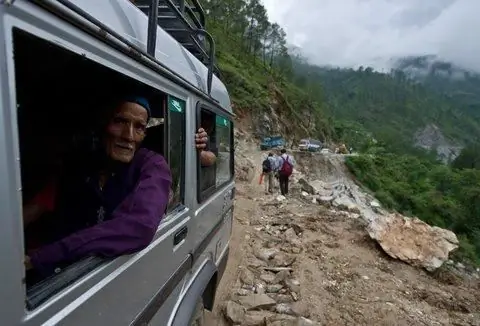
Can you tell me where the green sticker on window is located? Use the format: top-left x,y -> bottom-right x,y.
168,95 -> 185,113
216,115 -> 229,127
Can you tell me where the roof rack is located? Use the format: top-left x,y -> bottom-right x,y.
136,0 -> 217,95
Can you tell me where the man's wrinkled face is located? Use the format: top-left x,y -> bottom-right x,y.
104,101 -> 148,163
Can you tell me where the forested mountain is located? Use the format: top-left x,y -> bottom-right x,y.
203,0 -> 480,264
203,0 -> 334,142
395,55 -> 480,122
290,58 -> 480,156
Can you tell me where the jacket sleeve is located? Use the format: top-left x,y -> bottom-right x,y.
30,154 -> 172,275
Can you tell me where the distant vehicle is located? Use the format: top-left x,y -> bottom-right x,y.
299,139 -> 323,152
260,136 -> 285,150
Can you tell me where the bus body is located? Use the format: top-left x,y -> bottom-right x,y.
0,0 -> 233,325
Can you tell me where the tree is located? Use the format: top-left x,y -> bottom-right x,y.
452,144 -> 480,170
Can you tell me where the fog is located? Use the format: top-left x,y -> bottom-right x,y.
261,0 -> 480,71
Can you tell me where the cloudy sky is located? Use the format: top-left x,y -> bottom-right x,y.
261,0 -> 480,71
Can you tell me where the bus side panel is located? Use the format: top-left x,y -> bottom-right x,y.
143,273 -> 191,326
186,182 -> 234,309
31,215 -> 192,326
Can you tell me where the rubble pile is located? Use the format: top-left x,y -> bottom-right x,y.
222,187 -> 479,325
223,201 -> 321,325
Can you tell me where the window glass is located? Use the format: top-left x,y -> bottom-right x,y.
198,106 -> 234,201
200,109 -> 217,193
215,115 -> 232,187
167,95 -> 185,210
13,28 -> 171,306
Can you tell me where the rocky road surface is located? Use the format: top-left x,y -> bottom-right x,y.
206,140 -> 480,326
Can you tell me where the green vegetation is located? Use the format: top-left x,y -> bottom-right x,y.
291,61 -> 480,153
204,0 -> 334,140
204,0 -> 480,264
452,144 -> 480,170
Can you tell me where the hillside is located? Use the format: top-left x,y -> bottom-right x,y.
206,1 -> 480,157
395,55 -> 480,124
290,59 -> 480,158
204,0 -> 334,145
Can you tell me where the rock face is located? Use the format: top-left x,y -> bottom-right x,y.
414,124 -> 463,163
367,213 -> 459,271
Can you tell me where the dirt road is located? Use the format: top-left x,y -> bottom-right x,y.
206,147 -> 480,325
205,145 -> 266,326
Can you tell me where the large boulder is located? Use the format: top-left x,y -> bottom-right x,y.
332,195 -> 359,213
367,213 -> 459,271
298,179 -> 333,196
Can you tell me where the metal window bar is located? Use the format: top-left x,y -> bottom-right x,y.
142,0 -> 216,95
147,0 -> 160,55
154,0 -> 215,94
31,0 -> 222,104
183,0 -> 205,30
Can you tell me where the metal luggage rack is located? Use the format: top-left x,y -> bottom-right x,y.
135,0 -> 220,95
32,0 -> 218,96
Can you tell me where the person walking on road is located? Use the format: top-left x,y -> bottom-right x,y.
277,149 -> 295,196
262,153 -> 276,194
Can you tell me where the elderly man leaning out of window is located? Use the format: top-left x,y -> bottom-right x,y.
22,96 -> 210,277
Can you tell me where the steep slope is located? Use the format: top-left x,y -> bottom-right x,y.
204,0 -> 334,145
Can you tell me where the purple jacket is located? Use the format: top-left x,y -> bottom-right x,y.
30,148 -> 172,275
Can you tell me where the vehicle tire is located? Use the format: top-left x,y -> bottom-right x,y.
189,298 -> 205,326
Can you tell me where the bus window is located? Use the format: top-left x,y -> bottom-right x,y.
166,95 -> 186,210
215,115 -> 233,187
13,28 -> 170,303
197,107 -> 234,202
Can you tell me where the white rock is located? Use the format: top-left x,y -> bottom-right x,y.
367,213 -> 459,271
370,200 -> 381,208
317,196 -> 334,204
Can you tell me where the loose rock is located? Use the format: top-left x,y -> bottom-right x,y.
238,294 -> 277,311
224,300 -> 245,324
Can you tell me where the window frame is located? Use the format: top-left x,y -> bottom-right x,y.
8,24 -> 193,312
195,101 -> 234,203
165,94 -> 187,212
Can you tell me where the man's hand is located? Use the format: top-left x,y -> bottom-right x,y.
195,128 -> 208,150
25,255 -> 32,270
